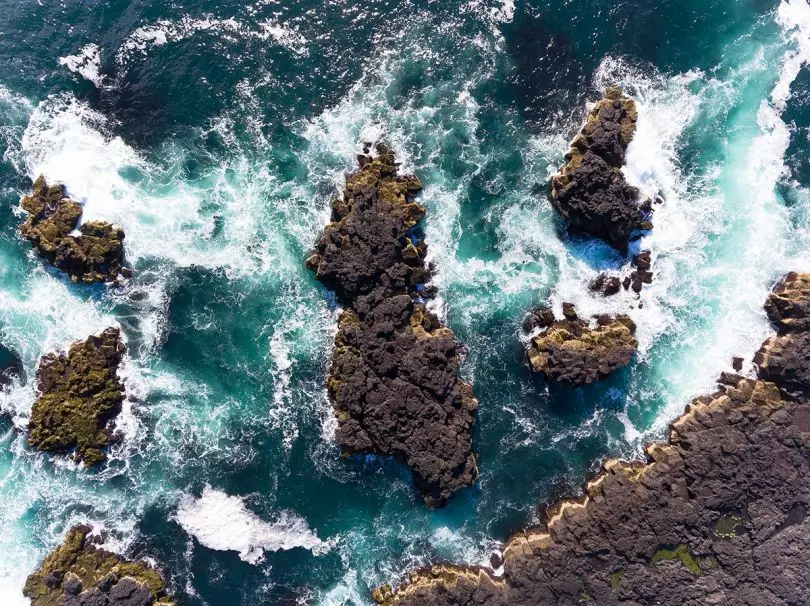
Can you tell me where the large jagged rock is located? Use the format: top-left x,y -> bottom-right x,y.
23,525 -> 174,606
375,276 -> 810,605
28,328 -> 126,466
308,144 -> 478,507
525,304 -> 638,385
550,88 -> 650,249
756,272 -> 810,400
21,176 -> 127,284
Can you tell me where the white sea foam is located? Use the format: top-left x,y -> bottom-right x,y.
58,44 -> 104,87
175,485 -> 332,564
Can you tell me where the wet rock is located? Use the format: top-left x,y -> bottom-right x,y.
550,88 -> 648,249
522,307 -> 556,332
27,328 -> 126,466
763,271 -> 810,333
589,273 -> 622,297
20,176 -> 127,284
525,305 -> 638,385
23,525 -> 174,606
374,275 -> 810,606
308,144 -> 478,507
732,356 -> 744,372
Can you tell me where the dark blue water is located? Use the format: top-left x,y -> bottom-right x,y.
0,0 -> 808,604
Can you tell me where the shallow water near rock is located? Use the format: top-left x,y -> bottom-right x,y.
0,0 -> 808,604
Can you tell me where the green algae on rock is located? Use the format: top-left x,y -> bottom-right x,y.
28,328 -> 126,466
23,524 -> 175,606
21,176 -> 127,284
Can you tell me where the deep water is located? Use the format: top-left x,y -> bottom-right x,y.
0,0 -> 808,604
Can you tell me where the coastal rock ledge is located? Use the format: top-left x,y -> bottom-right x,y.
308,143 -> 478,507
21,176 -> 127,284
550,88 -> 650,249
28,327 -> 126,466
374,274 -> 810,605
24,524 -> 174,606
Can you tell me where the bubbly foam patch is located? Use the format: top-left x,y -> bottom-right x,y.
175,486 -> 332,564
58,44 -> 104,87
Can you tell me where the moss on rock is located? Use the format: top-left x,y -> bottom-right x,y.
28,328 -> 126,466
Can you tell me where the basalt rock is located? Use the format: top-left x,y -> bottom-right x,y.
550,88 -> 650,249
308,144 -> 478,507
28,328 -> 126,466
23,525 -> 174,606
21,176 -> 127,284
526,304 -> 638,385
374,276 -> 810,606
589,273 -> 622,297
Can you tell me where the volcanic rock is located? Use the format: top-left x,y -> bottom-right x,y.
374,275 -> 810,606
308,144 -> 478,507
28,328 -> 126,466
23,525 -> 174,606
21,176 -> 126,284
526,304 -> 637,385
550,88 -> 650,249
589,273 -> 622,297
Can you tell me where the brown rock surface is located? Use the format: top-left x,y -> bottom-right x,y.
376,275 -> 810,605
526,305 -> 638,385
308,144 -> 478,507
550,88 -> 650,249
21,176 -> 126,283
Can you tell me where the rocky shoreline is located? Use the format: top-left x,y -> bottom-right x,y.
21,176 -> 127,284
23,525 -> 174,606
374,273 -> 810,605
308,144 -> 478,507
27,327 -> 126,466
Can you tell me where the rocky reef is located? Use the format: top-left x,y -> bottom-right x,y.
28,328 -> 126,466
375,274 -> 810,605
550,88 -> 650,250
21,176 -> 127,284
525,303 -> 638,385
23,524 -> 174,606
307,143 -> 478,507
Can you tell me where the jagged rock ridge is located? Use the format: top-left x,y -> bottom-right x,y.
375,274 -> 810,605
23,524 -> 174,606
28,327 -> 126,466
525,303 -> 638,385
308,144 -> 478,507
550,87 -> 651,250
21,176 -> 127,284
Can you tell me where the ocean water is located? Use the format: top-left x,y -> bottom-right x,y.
0,0 -> 808,604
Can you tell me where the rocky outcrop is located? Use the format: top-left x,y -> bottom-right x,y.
550,88 -> 650,250
375,275 -> 810,605
21,176 -> 127,284
755,271 -> 810,400
28,328 -> 126,466
525,304 -> 638,385
308,144 -> 477,507
23,525 -> 174,606
590,251 -> 654,297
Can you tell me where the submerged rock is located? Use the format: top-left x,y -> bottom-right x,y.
23,524 -> 174,606
21,176 -> 127,284
28,328 -> 126,466
525,304 -> 637,385
308,144 -> 477,507
374,275 -> 810,606
589,273 -> 622,297
550,88 -> 650,249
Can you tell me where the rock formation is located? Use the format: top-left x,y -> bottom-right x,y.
375,274 -> 810,605
307,143 -> 478,507
525,304 -> 638,385
28,328 -> 126,466
21,176 -> 127,284
23,524 -> 174,606
550,88 -> 651,250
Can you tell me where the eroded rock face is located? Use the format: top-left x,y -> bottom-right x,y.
21,176 -> 126,284
23,525 -> 174,606
550,88 -> 650,249
308,144 -> 478,507
526,304 -> 638,385
374,276 -> 810,606
28,328 -> 126,466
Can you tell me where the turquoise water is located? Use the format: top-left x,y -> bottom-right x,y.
0,0 -> 808,604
